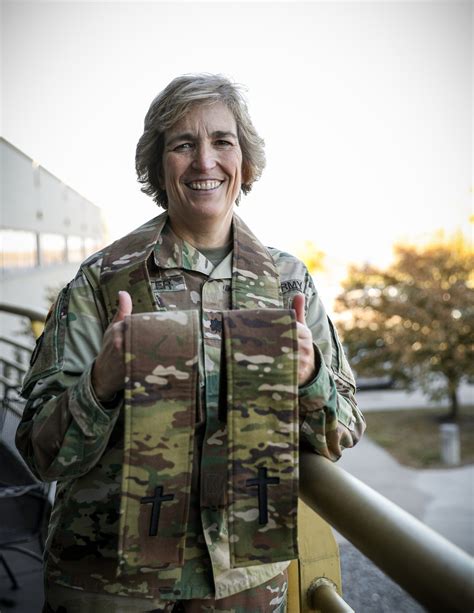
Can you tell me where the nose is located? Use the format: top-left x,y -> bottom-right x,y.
191,142 -> 216,172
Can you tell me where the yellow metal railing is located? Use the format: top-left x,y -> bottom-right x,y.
299,452 -> 474,612
0,302 -> 47,340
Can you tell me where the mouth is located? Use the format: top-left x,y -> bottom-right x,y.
185,180 -> 223,191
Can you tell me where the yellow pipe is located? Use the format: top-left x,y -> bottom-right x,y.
30,320 -> 45,339
309,578 -> 354,612
299,452 -> 474,612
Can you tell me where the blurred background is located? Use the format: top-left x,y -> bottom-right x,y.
2,0 -> 471,309
1,1 -> 472,611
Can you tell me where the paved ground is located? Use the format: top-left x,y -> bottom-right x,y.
336,436 -> 473,612
339,542 -> 425,613
355,382 -> 473,412
338,436 -> 474,555
335,390 -> 473,612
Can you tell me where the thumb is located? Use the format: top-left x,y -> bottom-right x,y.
113,290 -> 133,323
292,293 -> 306,325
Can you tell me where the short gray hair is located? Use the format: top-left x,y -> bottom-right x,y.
135,73 -> 266,208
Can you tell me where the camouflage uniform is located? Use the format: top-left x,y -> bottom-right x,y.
16,212 -> 365,607
43,570 -> 288,612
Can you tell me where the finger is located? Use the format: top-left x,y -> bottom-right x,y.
112,323 -> 125,352
292,293 -> 306,325
113,290 -> 133,323
295,322 -> 311,342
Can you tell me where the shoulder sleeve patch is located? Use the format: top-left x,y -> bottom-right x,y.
21,283 -> 72,398
280,279 -> 304,294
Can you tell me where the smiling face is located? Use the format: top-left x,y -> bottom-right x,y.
160,101 -> 243,245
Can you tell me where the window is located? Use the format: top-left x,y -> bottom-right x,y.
0,230 -> 37,269
40,233 -> 66,265
66,235 -> 83,263
83,237 -> 101,258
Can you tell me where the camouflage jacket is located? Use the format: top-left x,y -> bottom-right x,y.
16,212 -> 365,602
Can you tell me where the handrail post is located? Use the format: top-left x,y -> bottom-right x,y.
308,577 -> 354,612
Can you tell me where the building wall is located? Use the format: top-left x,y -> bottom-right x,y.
1,137 -> 104,239
1,137 -> 106,339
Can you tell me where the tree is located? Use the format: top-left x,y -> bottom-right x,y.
335,233 -> 474,420
297,240 -> 325,275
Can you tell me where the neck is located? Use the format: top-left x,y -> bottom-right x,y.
167,210 -> 234,250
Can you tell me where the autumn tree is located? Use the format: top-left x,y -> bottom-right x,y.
335,233 -> 474,420
297,240 -> 325,276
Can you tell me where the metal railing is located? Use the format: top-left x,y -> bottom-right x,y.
0,337 -> 34,388
308,577 -> 354,612
0,302 -> 47,343
300,452 -> 474,612
0,303 -> 48,322
0,304 -> 46,454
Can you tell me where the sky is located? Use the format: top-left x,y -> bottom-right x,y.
1,0 -> 472,305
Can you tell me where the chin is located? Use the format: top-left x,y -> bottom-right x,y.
194,199 -> 234,217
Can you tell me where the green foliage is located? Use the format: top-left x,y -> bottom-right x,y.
296,240 -> 326,275
335,235 -> 474,418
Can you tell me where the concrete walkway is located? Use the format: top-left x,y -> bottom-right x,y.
337,436 -> 474,554
335,434 -> 473,611
355,382 -> 473,412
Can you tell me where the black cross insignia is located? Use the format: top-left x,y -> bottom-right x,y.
246,466 -> 280,525
140,486 -> 174,536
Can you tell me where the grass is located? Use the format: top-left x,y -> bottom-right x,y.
364,405 -> 474,469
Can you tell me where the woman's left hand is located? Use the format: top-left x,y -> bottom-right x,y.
292,293 -> 316,386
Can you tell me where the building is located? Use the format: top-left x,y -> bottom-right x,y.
1,136 -> 106,336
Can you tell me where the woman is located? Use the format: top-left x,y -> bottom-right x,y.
16,74 -> 365,613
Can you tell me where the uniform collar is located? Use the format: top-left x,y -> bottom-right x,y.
151,213 -> 282,307
153,218 -> 231,277
153,221 -> 207,275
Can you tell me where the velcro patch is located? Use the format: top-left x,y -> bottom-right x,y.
280,279 -> 303,294
152,275 -> 187,292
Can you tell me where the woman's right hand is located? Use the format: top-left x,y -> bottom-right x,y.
91,290 -> 133,402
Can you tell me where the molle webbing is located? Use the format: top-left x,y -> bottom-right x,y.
223,309 -> 299,566
118,311 -> 198,574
